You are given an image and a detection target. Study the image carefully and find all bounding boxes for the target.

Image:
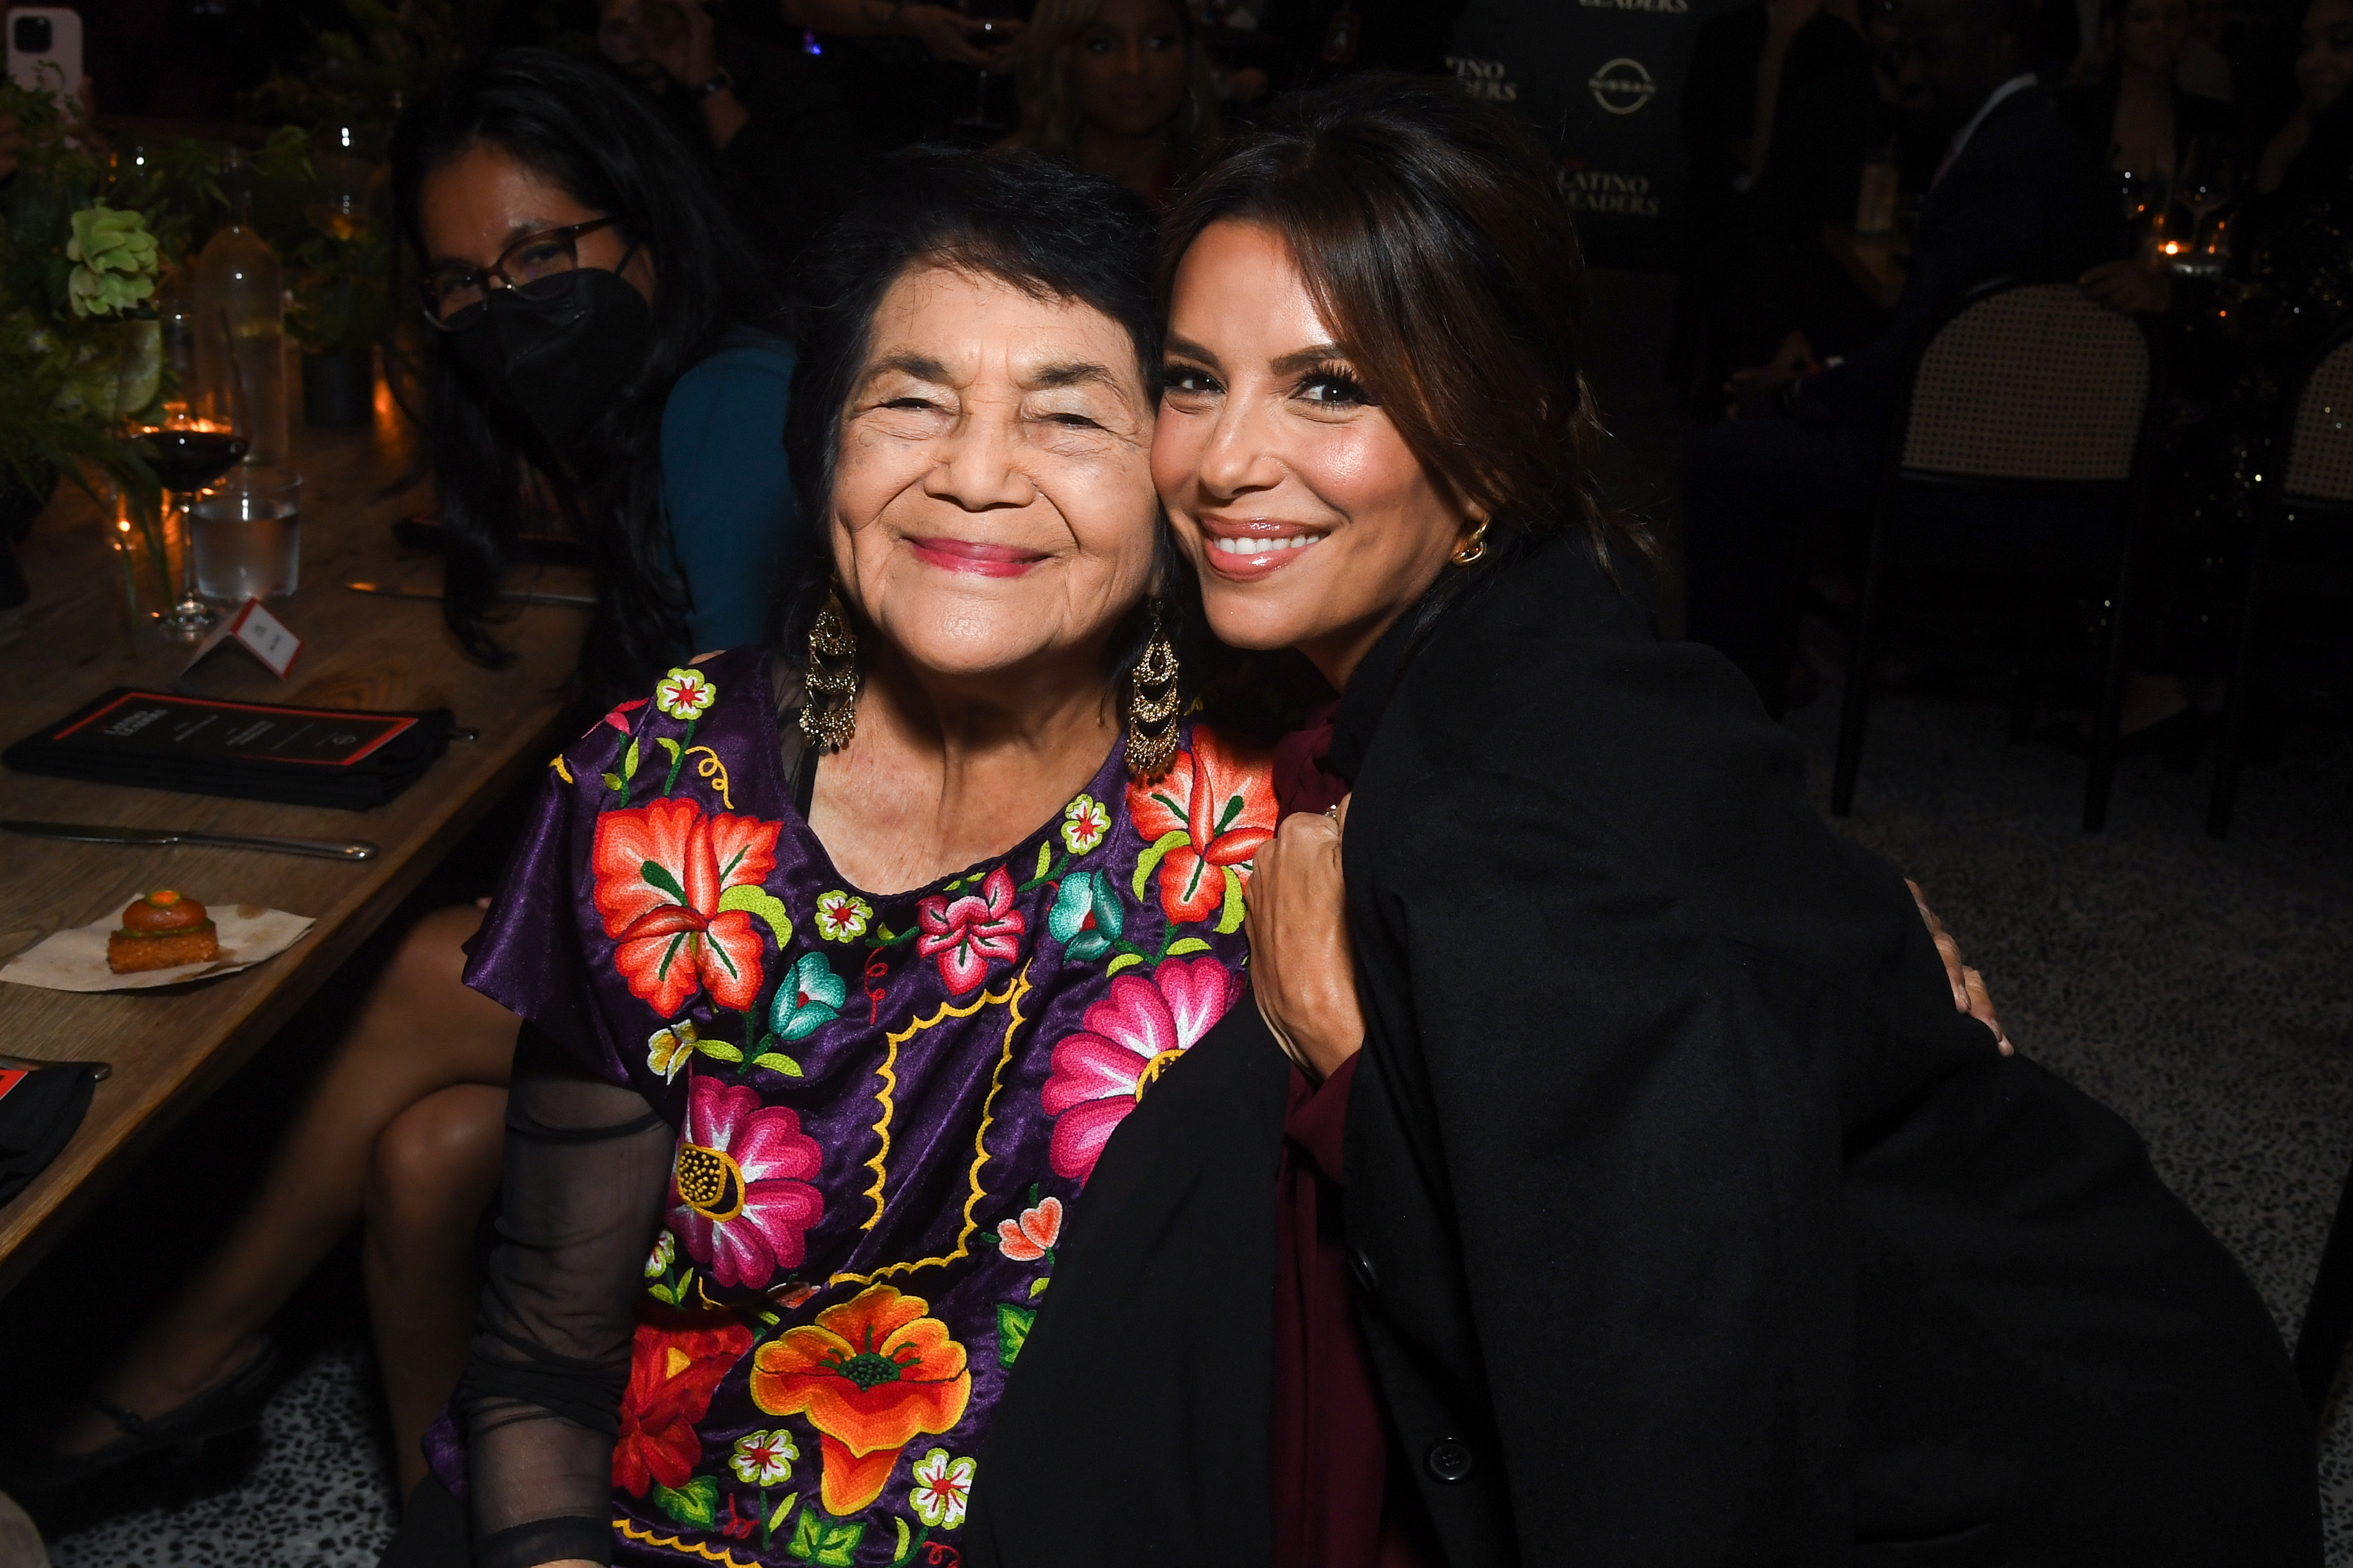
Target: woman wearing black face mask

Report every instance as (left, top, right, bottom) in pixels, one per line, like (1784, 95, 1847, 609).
(399, 47, 799, 704)
(18, 50, 805, 1506)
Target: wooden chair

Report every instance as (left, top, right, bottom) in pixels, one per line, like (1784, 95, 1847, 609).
(1830, 275, 2167, 831)
(2206, 320, 2353, 839)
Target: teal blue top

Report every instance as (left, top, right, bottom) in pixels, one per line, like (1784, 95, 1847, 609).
(659, 331, 801, 653)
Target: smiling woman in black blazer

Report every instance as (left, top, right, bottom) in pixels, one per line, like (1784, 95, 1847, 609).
(966, 75, 2320, 1568)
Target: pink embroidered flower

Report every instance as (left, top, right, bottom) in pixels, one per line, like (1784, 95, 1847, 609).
(996, 1196, 1063, 1261)
(1040, 956, 1243, 1180)
(671, 1074, 825, 1289)
(915, 864, 1025, 995)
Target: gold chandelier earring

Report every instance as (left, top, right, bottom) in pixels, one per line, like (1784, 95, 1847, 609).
(1451, 510, 1492, 567)
(799, 584, 861, 753)
(1124, 599, 1182, 780)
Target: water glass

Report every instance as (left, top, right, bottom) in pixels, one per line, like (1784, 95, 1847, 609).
(190, 467, 302, 602)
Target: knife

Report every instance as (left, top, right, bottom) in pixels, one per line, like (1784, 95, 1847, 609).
(344, 579, 598, 609)
(1, 821, 378, 862)
(0, 1052, 111, 1081)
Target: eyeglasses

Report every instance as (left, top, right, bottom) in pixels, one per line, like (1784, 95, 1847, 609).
(419, 217, 626, 329)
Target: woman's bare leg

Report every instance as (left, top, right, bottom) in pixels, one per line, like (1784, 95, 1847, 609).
(365, 1084, 507, 1497)
(51, 904, 516, 1454)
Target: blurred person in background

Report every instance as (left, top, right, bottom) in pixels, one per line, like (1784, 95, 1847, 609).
(17, 49, 805, 1504)
(1680, 0, 2109, 703)
(598, 0, 862, 277)
(2060, 0, 2236, 184)
(2180, 0, 2237, 99)
(1746, 0, 1928, 369)
(2074, 0, 2352, 747)
(1676, 0, 1873, 409)
(1004, 0, 1222, 202)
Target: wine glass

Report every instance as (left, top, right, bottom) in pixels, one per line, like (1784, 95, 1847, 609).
(953, 0, 1011, 129)
(135, 272, 260, 637)
(2119, 167, 2168, 228)
(136, 422, 251, 637)
(2174, 136, 2234, 276)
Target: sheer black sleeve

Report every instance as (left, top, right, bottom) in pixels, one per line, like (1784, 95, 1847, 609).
(456, 1025, 675, 1568)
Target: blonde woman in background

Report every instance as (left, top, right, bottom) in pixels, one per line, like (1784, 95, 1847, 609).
(1004, 0, 1221, 203)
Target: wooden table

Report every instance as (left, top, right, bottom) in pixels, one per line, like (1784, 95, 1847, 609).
(0, 393, 589, 1298)
(1823, 222, 1909, 311)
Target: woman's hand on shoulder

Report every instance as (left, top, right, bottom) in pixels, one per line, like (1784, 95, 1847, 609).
(1247, 797, 1367, 1083)
(1908, 878, 2011, 1055)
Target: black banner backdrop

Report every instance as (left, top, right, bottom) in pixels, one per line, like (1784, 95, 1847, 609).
(1448, 0, 1751, 272)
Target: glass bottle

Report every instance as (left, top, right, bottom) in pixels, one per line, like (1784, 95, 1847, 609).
(191, 151, 288, 466)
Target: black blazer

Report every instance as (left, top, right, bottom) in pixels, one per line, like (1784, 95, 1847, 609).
(969, 536, 2319, 1566)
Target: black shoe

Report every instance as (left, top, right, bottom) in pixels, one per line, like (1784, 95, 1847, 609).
(7, 1338, 275, 1492)
(2034, 708, 2206, 771)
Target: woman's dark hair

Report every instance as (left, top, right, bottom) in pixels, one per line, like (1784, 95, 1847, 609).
(390, 48, 779, 707)
(777, 150, 1183, 686)
(1159, 75, 1655, 640)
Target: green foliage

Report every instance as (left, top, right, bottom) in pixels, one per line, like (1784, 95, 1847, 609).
(243, 0, 465, 136)
(65, 206, 159, 318)
(0, 80, 173, 511)
(994, 1303, 1036, 1367)
(786, 1509, 864, 1566)
(652, 1475, 720, 1530)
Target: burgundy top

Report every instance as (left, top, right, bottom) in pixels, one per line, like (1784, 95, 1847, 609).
(1270, 700, 1417, 1568)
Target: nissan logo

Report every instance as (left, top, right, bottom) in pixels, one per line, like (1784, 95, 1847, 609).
(1588, 57, 1657, 114)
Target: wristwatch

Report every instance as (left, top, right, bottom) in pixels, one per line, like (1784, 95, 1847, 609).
(694, 68, 734, 99)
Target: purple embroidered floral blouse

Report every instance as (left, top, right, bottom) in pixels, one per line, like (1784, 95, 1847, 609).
(448, 647, 1272, 1567)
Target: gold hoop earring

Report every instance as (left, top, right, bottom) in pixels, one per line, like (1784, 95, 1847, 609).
(1125, 599, 1182, 780)
(799, 585, 860, 753)
(1451, 517, 1491, 567)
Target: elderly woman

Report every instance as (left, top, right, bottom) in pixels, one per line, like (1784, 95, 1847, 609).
(379, 149, 1274, 1568)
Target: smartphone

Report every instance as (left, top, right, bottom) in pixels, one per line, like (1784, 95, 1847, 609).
(5, 7, 83, 103)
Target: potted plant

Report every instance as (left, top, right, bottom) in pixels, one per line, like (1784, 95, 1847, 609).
(0, 78, 170, 608)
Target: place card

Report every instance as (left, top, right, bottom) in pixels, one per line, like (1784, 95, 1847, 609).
(182, 598, 303, 680)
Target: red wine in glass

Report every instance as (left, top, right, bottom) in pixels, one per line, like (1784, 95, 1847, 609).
(141, 427, 251, 492)
(135, 425, 251, 636)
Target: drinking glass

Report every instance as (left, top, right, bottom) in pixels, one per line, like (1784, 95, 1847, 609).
(134, 422, 250, 636)
(189, 468, 303, 603)
(953, 0, 1011, 129)
(2119, 167, 2169, 229)
(2173, 137, 2234, 276)
(136, 274, 252, 636)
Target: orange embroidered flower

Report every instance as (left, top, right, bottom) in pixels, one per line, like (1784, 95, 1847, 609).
(590, 797, 781, 1016)
(1125, 726, 1276, 926)
(748, 1284, 973, 1516)
(613, 1320, 755, 1497)
(996, 1195, 1062, 1261)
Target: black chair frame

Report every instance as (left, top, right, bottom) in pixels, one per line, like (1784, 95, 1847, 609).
(1829, 272, 2170, 831)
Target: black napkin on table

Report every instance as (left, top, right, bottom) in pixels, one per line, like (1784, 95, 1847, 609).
(3, 688, 453, 810)
(0, 1064, 97, 1206)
